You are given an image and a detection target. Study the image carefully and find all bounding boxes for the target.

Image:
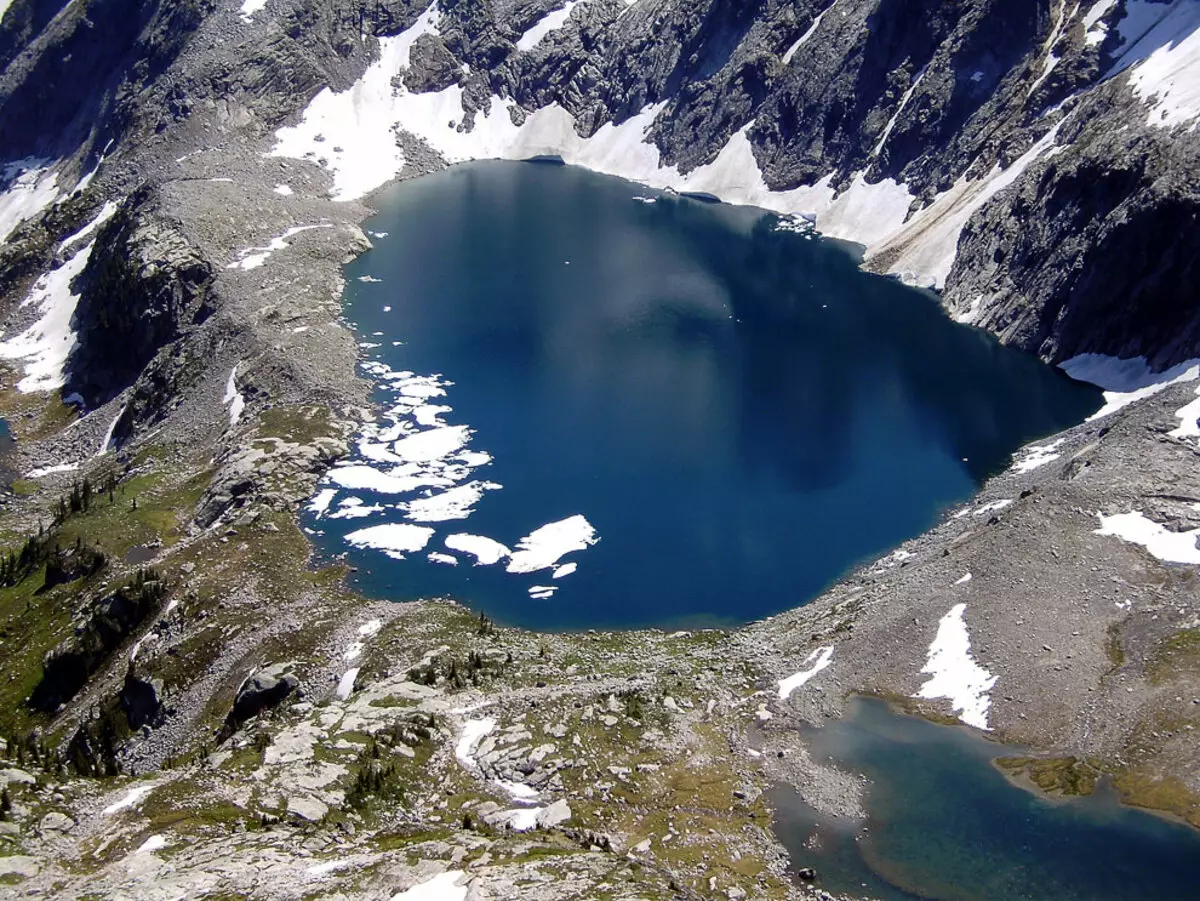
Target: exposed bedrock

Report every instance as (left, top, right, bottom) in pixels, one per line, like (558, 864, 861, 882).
(66, 186, 215, 407)
(946, 113, 1200, 370)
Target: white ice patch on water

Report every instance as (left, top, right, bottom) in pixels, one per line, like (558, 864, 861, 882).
(389, 871, 468, 901)
(506, 515, 598, 574)
(307, 488, 338, 517)
(227, 224, 331, 270)
(1061, 353, 1200, 420)
(552, 562, 577, 579)
(345, 523, 435, 559)
(445, 534, 510, 565)
(328, 497, 387, 519)
(516, 0, 587, 51)
(428, 551, 458, 565)
(916, 603, 996, 731)
(402, 481, 501, 522)
(455, 718, 496, 768)
(1095, 512, 1200, 564)
(528, 585, 558, 599)
(1012, 439, 1064, 474)
(777, 646, 834, 700)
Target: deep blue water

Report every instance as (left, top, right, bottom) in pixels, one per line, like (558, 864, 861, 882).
(771, 697, 1200, 900)
(307, 161, 1100, 630)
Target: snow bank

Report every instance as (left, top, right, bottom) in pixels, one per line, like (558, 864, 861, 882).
(506, 515, 598, 573)
(445, 533, 510, 565)
(1095, 511, 1200, 564)
(516, 0, 587, 51)
(102, 784, 156, 815)
(345, 523, 435, 559)
(97, 403, 126, 456)
(916, 603, 996, 730)
(240, 0, 268, 21)
(27, 461, 79, 478)
(455, 718, 496, 768)
(1117, 0, 1200, 129)
(59, 200, 118, 253)
(224, 363, 245, 426)
(1169, 384, 1200, 440)
(227, 224, 331, 270)
(1060, 353, 1200, 420)
(135, 835, 167, 854)
(336, 667, 359, 700)
(389, 871, 468, 901)
(783, 1, 836, 65)
(777, 646, 834, 700)
(0, 237, 94, 392)
(0, 160, 59, 244)
(1011, 439, 1064, 474)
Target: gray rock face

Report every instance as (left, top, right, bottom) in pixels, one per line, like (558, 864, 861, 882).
(404, 33, 464, 93)
(68, 185, 215, 407)
(223, 663, 300, 737)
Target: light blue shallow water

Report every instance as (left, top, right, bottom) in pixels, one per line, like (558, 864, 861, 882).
(771, 697, 1200, 900)
(306, 160, 1100, 630)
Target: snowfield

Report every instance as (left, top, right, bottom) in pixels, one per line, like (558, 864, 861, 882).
(916, 604, 997, 730)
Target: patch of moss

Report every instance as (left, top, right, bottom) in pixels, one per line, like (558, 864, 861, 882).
(1112, 771, 1200, 828)
(994, 756, 1100, 797)
(1146, 628, 1200, 685)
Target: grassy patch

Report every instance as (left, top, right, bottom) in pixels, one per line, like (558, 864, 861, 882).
(994, 756, 1101, 797)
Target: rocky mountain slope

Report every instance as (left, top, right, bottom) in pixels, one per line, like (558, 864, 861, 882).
(0, 0, 1198, 897)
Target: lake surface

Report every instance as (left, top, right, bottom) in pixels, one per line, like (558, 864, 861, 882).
(307, 160, 1101, 630)
(772, 697, 1200, 900)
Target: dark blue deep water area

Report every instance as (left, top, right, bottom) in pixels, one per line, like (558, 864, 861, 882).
(771, 697, 1200, 900)
(307, 160, 1101, 630)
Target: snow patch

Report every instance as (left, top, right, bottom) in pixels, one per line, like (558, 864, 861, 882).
(455, 718, 496, 768)
(97, 403, 126, 456)
(1012, 439, 1064, 474)
(516, 0, 587, 51)
(1095, 511, 1200, 564)
(134, 835, 167, 854)
(240, 0, 268, 21)
(0, 160, 59, 244)
(27, 462, 80, 478)
(336, 667, 359, 700)
(59, 200, 118, 253)
(777, 646, 834, 700)
(782, 2, 836, 65)
(224, 364, 245, 426)
(102, 784, 156, 815)
(273, 184, 293, 196)
(1061, 353, 1200, 419)
(389, 871, 468, 901)
(916, 603, 996, 730)
(1169, 384, 1200, 440)
(227, 224, 332, 270)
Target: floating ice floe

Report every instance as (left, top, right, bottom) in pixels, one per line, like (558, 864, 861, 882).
(528, 585, 558, 599)
(428, 551, 458, 565)
(777, 646, 834, 700)
(307, 488, 338, 517)
(552, 562, 577, 579)
(916, 603, 996, 730)
(402, 481, 501, 522)
(506, 515, 598, 574)
(445, 534, 510, 565)
(345, 523, 435, 559)
(1094, 511, 1200, 564)
(328, 497, 387, 520)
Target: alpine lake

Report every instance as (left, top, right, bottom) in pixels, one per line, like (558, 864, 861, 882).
(304, 160, 1200, 898)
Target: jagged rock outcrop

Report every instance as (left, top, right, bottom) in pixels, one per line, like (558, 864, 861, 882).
(220, 663, 299, 739)
(29, 572, 167, 713)
(67, 186, 214, 407)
